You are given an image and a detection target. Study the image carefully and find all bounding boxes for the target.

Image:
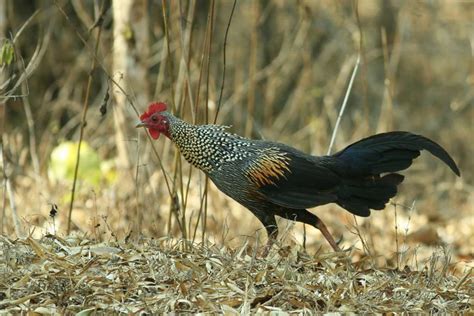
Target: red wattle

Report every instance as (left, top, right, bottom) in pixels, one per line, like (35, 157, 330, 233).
(149, 129, 160, 139)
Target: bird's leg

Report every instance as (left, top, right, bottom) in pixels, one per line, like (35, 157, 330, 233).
(261, 225, 278, 257)
(313, 215, 341, 252)
(253, 212, 278, 256)
(279, 209, 342, 252)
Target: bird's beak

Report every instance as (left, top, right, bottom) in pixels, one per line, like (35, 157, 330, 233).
(135, 121, 147, 128)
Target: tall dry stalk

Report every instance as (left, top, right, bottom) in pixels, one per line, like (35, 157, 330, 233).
(65, 1, 105, 235)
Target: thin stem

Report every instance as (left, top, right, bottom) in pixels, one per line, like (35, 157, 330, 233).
(204, 0, 215, 124)
(353, 0, 370, 131)
(394, 203, 400, 270)
(214, 0, 237, 124)
(177, 0, 196, 121)
(66, 2, 105, 235)
(244, 0, 258, 137)
(193, 3, 211, 123)
(162, 0, 184, 239)
(326, 54, 360, 155)
(5, 174, 22, 237)
(161, 0, 177, 112)
(134, 136, 141, 236)
(201, 0, 215, 244)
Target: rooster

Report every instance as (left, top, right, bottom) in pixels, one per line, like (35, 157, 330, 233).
(136, 102, 460, 252)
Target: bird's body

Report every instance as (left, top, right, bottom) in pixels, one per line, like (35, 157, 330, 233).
(137, 102, 461, 252)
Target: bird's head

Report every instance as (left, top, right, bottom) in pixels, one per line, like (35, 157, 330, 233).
(136, 102, 170, 139)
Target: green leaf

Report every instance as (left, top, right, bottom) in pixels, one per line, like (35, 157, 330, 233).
(0, 41, 15, 66)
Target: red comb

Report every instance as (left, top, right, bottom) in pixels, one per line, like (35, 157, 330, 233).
(140, 102, 167, 120)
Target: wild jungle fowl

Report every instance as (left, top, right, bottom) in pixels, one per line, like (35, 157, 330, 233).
(137, 102, 461, 253)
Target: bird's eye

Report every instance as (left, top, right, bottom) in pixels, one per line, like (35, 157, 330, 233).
(151, 116, 158, 121)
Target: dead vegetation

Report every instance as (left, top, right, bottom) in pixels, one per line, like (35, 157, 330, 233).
(0, 235, 472, 314)
(1, 0, 473, 313)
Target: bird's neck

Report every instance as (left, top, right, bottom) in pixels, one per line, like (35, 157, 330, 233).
(164, 113, 251, 172)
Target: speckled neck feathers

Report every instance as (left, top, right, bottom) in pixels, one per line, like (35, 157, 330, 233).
(162, 112, 252, 172)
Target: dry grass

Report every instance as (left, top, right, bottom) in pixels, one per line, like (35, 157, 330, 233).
(0, 235, 472, 314)
(1, 0, 473, 313)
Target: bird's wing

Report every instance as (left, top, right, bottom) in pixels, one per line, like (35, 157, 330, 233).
(244, 144, 341, 209)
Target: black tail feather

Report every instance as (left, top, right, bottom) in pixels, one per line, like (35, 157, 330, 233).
(332, 131, 460, 216)
(337, 173, 404, 216)
(334, 131, 461, 176)
(370, 149, 420, 173)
